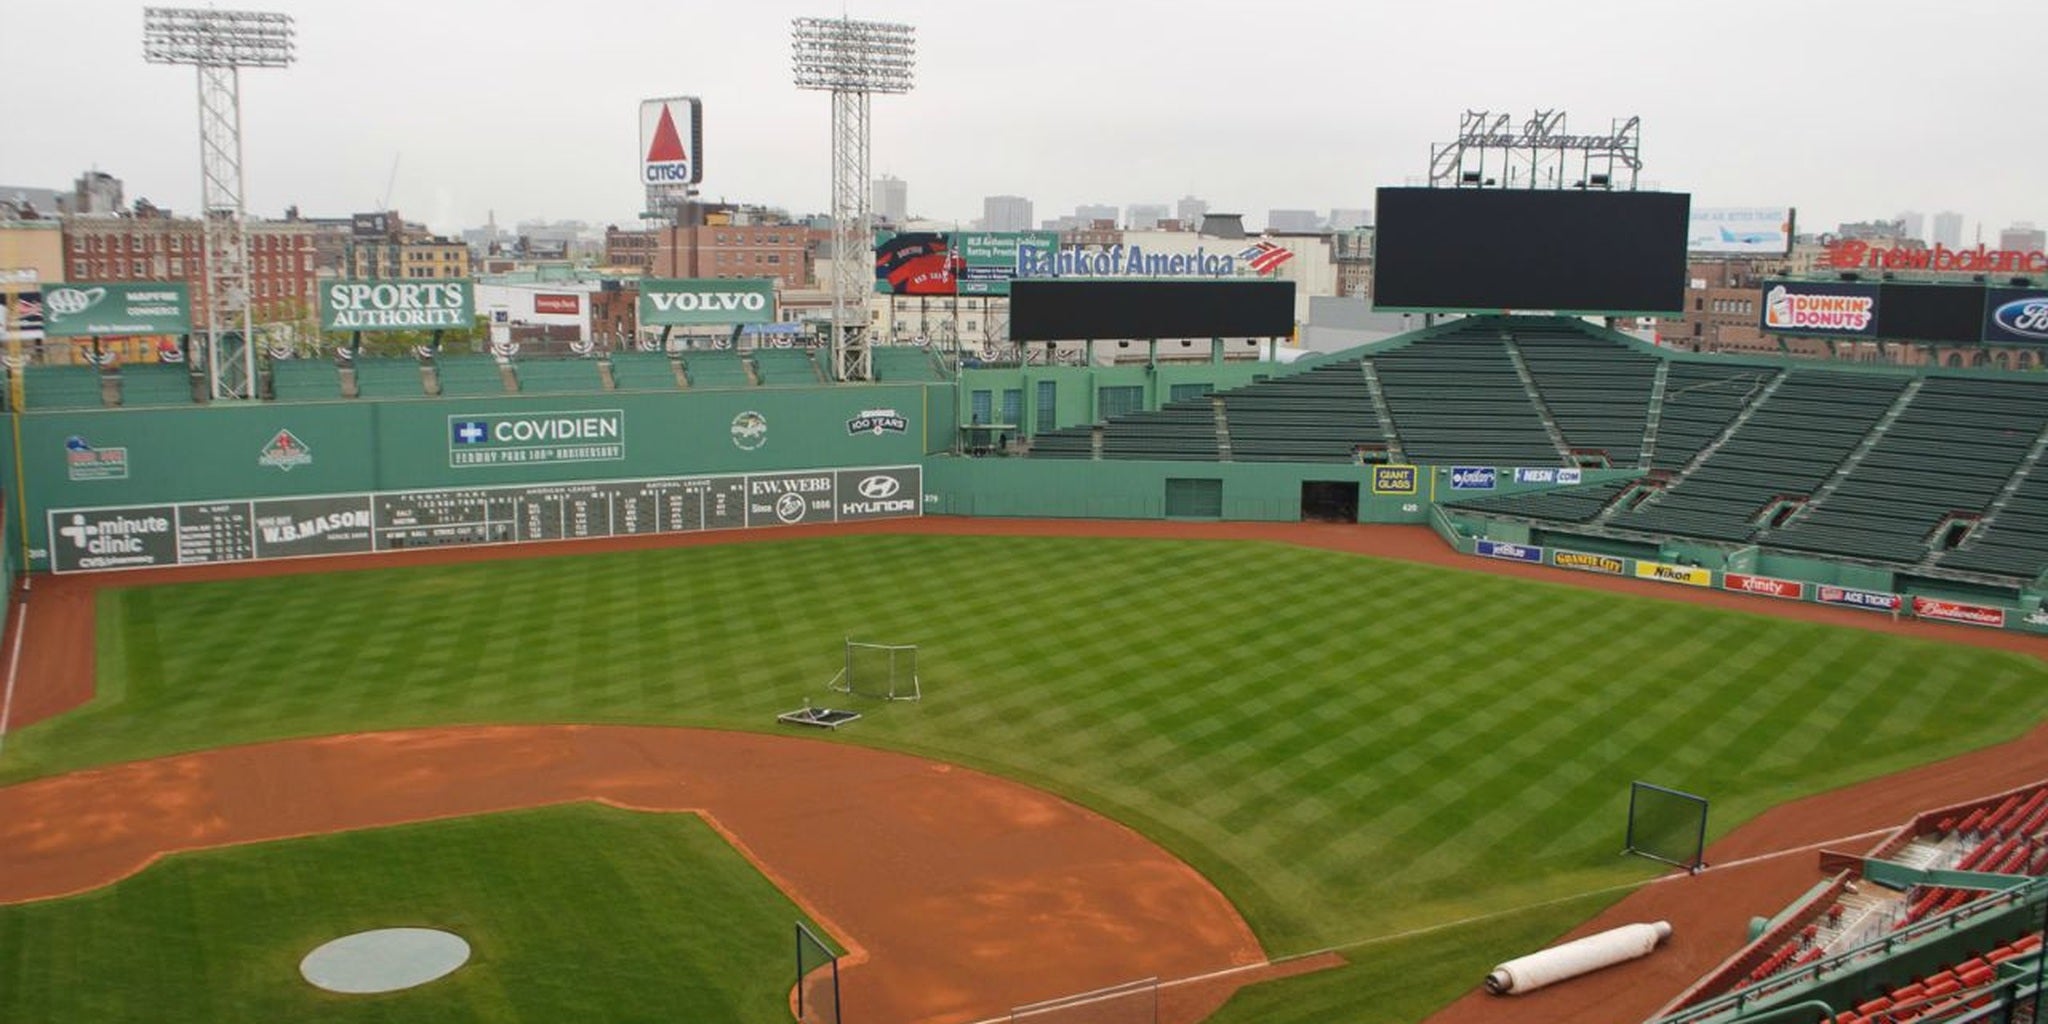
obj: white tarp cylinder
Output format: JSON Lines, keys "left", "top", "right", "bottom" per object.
{"left": 1485, "top": 921, "right": 1672, "bottom": 995}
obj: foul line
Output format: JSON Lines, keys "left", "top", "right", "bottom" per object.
{"left": 0, "top": 583, "right": 27, "bottom": 756}
{"left": 967, "top": 822, "right": 1909, "bottom": 1024}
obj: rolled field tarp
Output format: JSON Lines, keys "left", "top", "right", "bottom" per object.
{"left": 1485, "top": 921, "right": 1672, "bottom": 995}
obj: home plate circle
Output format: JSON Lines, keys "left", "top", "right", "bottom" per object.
{"left": 299, "top": 928, "right": 471, "bottom": 994}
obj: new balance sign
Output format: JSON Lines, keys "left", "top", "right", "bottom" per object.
{"left": 638, "top": 279, "right": 776, "bottom": 326}
{"left": 1450, "top": 466, "right": 1497, "bottom": 490}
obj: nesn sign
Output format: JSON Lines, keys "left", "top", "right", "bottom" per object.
{"left": 1450, "top": 466, "right": 1496, "bottom": 490}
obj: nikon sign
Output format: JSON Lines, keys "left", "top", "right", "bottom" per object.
{"left": 638, "top": 278, "right": 776, "bottom": 326}
{"left": 320, "top": 280, "right": 476, "bottom": 332}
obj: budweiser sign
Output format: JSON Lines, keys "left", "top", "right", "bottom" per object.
{"left": 1825, "top": 239, "right": 2048, "bottom": 274}
{"left": 1723, "top": 573, "right": 1803, "bottom": 600}
{"left": 1911, "top": 596, "right": 2006, "bottom": 628}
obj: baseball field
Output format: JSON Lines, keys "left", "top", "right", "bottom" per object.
{"left": 1, "top": 521, "right": 2044, "bottom": 1024}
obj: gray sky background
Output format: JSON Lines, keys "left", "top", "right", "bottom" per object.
{"left": 3, "top": 0, "right": 2039, "bottom": 238}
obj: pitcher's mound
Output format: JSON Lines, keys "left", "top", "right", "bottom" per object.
{"left": 300, "top": 927, "right": 472, "bottom": 994}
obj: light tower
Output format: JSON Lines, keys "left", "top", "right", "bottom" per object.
{"left": 143, "top": 7, "right": 295, "bottom": 400}
{"left": 792, "top": 15, "right": 914, "bottom": 382}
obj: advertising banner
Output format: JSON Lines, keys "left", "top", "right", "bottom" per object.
{"left": 2022, "top": 608, "right": 2048, "bottom": 634}
{"left": 533, "top": 293, "right": 581, "bottom": 316}
{"left": 958, "top": 231, "right": 1058, "bottom": 296}
{"left": 1688, "top": 207, "right": 1793, "bottom": 255}
{"left": 49, "top": 465, "right": 922, "bottom": 572}
{"left": 1816, "top": 584, "right": 1901, "bottom": 612}
{"left": 1475, "top": 539, "right": 1541, "bottom": 563}
{"left": 1983, "top": 287, "right": 2048, "bottom": 345}
{"left": 1633, "top": 560, "right": 1711, "bottom": 587}
{"left": 1513, "top": 467, "right": 1583, "bottom": 485}
{"left": 1911, "top": 596, "right": 2006, "bottom": 628}
{"left": 320, "top": 280, "right": 475, "bottom": 332}
{"left": 1371, "top": 465, "right": 1418, "bottom": 495}
{"left": 1760, "top": 281, "right": 1880, "bottom": 337}
{"left": 637, "top": 278, "right": 776, "bottom": 326}
{"left": 640, "top": 96, "right": 702, "bottom": 188}
{"left": 42, "top": 282, "right": 191, "bottom": 337}
{"left": 1449, "top": 466, "right": 1497, "bottom": 490}
{"left": 1723, "top": 573, "right": 1804, "bottom": 600}
{"left": 449, "top": 410, "right": 625, "bottom": 468}
{"left": 1552, "top": 549, "right": 1625, "bottom": 575}
{"left": 875, "top": 232, "right": 958, "bottom": 295}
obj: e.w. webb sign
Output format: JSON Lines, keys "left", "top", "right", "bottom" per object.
{"left": 321, "top": 280, "right": 476, "bottom": 332}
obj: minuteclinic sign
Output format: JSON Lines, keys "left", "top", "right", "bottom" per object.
{"left": 321, "top": 280, "right": 475, "bottom": 331}
{"left": 449, "top": 410, "right": 625, "bottom": 468}
{"left": 638, "top": 278, "right": 776, "bottom": 326}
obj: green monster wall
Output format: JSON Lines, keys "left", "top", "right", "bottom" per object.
{"left": 4, "top": 383, "right": 947, "bottom": 570}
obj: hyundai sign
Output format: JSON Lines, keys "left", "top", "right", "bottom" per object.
{"left": 640, "top": 96, "right": 703, "bottom": 188}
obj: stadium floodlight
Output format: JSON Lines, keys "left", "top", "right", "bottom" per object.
{"left": 143, "top": 7, "right": 296, "bottom": 401}
{"left": 792, "top": 16, "right": 915, "bottom": 383}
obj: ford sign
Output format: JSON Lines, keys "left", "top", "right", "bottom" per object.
{"left": 1450, "top": 466, "right": 1497, "bottom": 490}
{"left": 1993, "top": 298, "right": 2048, "bottom": 340}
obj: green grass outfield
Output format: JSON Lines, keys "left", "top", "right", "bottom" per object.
{"left": 4, "top": 533, "right": 2046, "bottom": 1021}
{"left": 0, "top": 805, "right": 832, "bottom": 1024}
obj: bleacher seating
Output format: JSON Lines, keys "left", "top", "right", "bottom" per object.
{"left": 432, "top": 355, "right": 511, "bottom": 397}
{"left": 1611, "top": 371, "right": 1906, "bottom": 543}
{"left": 21, "top": 365, "right": 109, "bottom": 410}
{"left": 115, "top": 363, "right": 200, "bottom": 407}
{"left": 511, "top": 358, "right": 603, "bottom": 395}
{"left": 1025, "top": 427, "right": 1094, "bottom": 459}
{"left": 678, "top": 350, "right": 752, "bottom": 388}
{"left": 348, "top": 357, "right": 428, "bottom": 399}
{"left": 269, "top": 359, "right": 343, "bottom": 401}
{"left": 1098, "top": 400, "right": 1221, "bottom": 461}
{"left": 749, "top": 348, "right": 823, "bottom": 385}
{"left": 1767, "top": 377, "right": 2048, "bottom": 566}
{"left": 1369, "top": 325, "right": 1564, "bottom": 466}
{"left": 873, "top": 345, "right": 944, "bottom": 382}
{"left": 1221, "top": 360, "right": 1386, "bottom": 462}
{"left": 1511, "top": 321, "right": 1660, "bottom": 467}
{"left": 1445, "top": 479, "right": 1634, "bottom": 525}
{"left": 606, "top": 350, "right": 680, "bottom": 392}
{"left": 1649, "top": 362, "right": 1774, "bottom": 472}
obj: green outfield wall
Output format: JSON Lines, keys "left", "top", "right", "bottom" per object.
{"left": 3, "top": 384, "right": 944, "bottom": 571}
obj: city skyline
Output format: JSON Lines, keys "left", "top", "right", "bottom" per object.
{"left": 4, "top": 0, "right": 2044, "bottom": 239}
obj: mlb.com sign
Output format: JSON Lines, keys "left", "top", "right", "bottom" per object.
{"left": 638, "top": 278, "right": 776, "bottom": 327}
{"left": 449, "top": 410, "right": 625, "bottom": 468}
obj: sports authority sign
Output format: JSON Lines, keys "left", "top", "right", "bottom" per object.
{"left": 640, "top": 96, "right": 703, "bottom": 188}
{"left": 638, "top": 279, "right": 776, "bottom": 326}
{"left": 449, "top": 410, "right": 624, "bottom": 468}
{"left": 321, "top": 281, "right": 475, "bottom": 332}
{"left": 42, "top": 282, "right": 191, "bottom": 337}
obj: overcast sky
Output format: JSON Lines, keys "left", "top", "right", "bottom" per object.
{"left": 4, "top": 0, "right": 2040, "bottom": 239}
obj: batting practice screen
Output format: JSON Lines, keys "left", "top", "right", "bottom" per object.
{"left": 1372, "top": 187, "right": 1691, "bottom": 314}
{"left": 1009, "top": 280, "right": 1296, "bottom": 341}
{"left": 1625, "top": 781, "right": 1709, "bottom": 871}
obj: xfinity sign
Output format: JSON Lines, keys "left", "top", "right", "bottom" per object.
{"left": 638, "top": 278, "right": 776, "bottom": 326}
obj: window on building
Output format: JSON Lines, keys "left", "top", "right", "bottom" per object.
{"left": 1035, "top": 379, "right": 1057, "bottom": 433}
{"left": 766, "top": 254, "right": 780, "bottom": 264}
{"left": 970, "top": 390, "right": 993, "bottom": 425}
{"left": 169, "top": 259, "right": 183, "bottom": 275}
{"left": 131, "top": 259, "right": 145, "bottom": 276}
{"left": 1001, "top": 388, "right": 1023, "bottom": 427}
{"left": 1097, "top": 385, "right": 1144, "bottom": 419}
{"left": 1694, "top": 297, "right": 1704, "bottom": 311}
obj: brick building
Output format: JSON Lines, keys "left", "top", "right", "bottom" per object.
{"left": 607, "top": 221, "right": 821, "bottom": 289}
{"left": 61, "top": 206, "right": 319, "bottom": 332}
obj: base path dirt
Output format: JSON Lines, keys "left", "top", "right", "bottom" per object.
{"left": 0, "top": 724, "right": 1305, "bottom": 1024}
